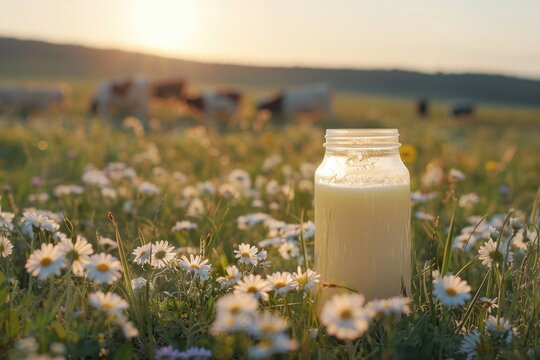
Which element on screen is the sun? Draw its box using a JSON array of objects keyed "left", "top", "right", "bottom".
[{"left": 131, "top": 0, "right": 197, "bottom": 55}]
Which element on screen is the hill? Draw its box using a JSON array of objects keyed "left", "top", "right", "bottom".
[{"left": 1, "top": 36, "right": 540, "bottom": 107}]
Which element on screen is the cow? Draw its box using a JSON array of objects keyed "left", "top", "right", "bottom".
[
  {"left": 185, "top": 89, "right": 242, "bottom": 120},
  {"left": 0, "top": 83, "right": 70, "bottom": 114},
  {"left": 152, "top": 80, "right": 186, "bottom": 101},
  {"left": 450, "top": 100, "right": 475, "bottom": 118},
  {"left": 256, "top": 83, "right": 332, "bottom": 121},
  {"left": 90, "top": 76, "right": 151, "bottom": 117},
  {"left": 416, "top": 97, "right": 429, "bottom": 118},
  {"left": 90, "top": 77, "right": 187, "bottom": 117}
]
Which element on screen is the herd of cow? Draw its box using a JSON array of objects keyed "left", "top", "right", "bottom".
[{"left": 0, "top": 77, "right": 334, "bottom": 121}]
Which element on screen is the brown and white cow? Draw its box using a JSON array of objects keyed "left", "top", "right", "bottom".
[
  {"left": 185, "top": 89, "right": 242, "bottom": 119},
  {"left": 256, "top": 83, "right": 332, "bottom": 120},
  {"left": 90, "top": 77, "right": 186, "bottom": 117}
]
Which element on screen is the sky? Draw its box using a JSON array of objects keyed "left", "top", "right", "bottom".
[{"left": 1, "top": 0, "right": 540, "bottom": 78}]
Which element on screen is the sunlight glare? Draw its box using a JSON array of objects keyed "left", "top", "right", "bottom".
[{"left": 131, "top": 0, "right": 197, "bottom": 55}]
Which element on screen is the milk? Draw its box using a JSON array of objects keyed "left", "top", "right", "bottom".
[{"left": 314, "top": 182, "right": 411, "bottom": 303}]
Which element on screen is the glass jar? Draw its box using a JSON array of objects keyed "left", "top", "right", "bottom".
[{"left": 314, "top": 129, "right": 411, "bottom": 303}]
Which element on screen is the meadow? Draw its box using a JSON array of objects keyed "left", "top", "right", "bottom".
[{"left": 0, "top": 88, "right": 539, "bottom": 359}]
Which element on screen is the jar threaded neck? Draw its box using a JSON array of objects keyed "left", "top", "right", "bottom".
[{"left": 324, "top": 129, "right": 400, "bottom": 150}]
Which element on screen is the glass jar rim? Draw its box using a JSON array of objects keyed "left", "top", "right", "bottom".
[
  {"left": 325, "top": 128, "right": 398, "bottom": 137},
  {"left": 324, "top": 128, "right": 400, "bottom": 149}
]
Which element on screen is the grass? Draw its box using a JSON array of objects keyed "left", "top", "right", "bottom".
[{"left": 0, "top": 88, "right": 539, "bottom": 359}]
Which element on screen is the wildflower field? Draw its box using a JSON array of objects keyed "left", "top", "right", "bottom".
[{"left": 0, "top": 91, "right": 539, "bottom": 359}]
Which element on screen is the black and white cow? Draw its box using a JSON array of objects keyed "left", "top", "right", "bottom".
[
  {"left": 185, "top": 89, "right": 242, "bottom": 119},
  {"left": 256, "top": 83, "right": 332, "bottom": 120}
]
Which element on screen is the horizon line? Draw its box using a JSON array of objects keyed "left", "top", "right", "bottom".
[{"left": 2, "top": 34, "right": 540, "bottom": 82}]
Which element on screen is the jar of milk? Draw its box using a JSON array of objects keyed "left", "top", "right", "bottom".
[{"left": 314, "top": 129, "right": 411, "bottom": 303}]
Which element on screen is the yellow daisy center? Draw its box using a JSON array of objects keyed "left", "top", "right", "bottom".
[
  {"left": 445, "top": 287, "right": 457, "bottom": 296},
  {"left": 229, "top": 305, "right": 241, "bottom": 315},
  {"left": 340, "top": 309, "right": 353, "bottom": 320},
  {"left": 241, "top": 251, "right": 250, "bottom": 258},
  {"left": 261, "top": 323, "right": 276, "bottom": 333},
  {"left": 40, "top": 257, "right": 53, "bottom": 266},
  {"left": 96, "top": 263, "right": 110, "bottom": 273},
  {"left": 247, "top": 286, "right": 259, "bottom": 293},
  {"left": 101, "top": 302, "right": 114, "bottom": 311}
]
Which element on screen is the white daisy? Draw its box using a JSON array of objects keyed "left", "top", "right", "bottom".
[
  {"left": 320, "top": 293, "right": 370, "bottom": 340},
  {"left": 82, "top": 168, "right": 110, "bottom": 187},
  {"left": 433, "top": 275, "right": 471, "bottom": 306},
  {"left": 211, "top": 293, "right": 259, "bottom": 334},
  {"left": 234, "top": 274, "right": 272, "bottom": 301},
  {"left": 414, "top": 211, "right": 435, "bottom": 221},
  {"left": 297, "top": 179, "right": 313, "bottom": 192},
  {"left": 150, "top": 240, "right": 176, "bottom": 268},
  {"left": 237, "top": 213, "right": 272, "bottom": 230},
  {"left": 234, "top": 243, "right": 259, "bottom": 266},
  {"left": 513, "top": 228, "right": 536, "bottom": 250},
  {"left": 228, "top": 169, "right": 251, "bottom": 191},
  {"left": 25, "top": 243, "right": 65, "bottom": 280},
  {"left": 118, "top": 316, "right": 139, "bottom": 339},
  {"left": 367, "top": 296, "right": 411, "bottom": 317},
  {"left": 0, "top": 211, "right": 15, "bottom": 231},
  {"left": 131, "top": 277, "right": 148, "bottom": 296},
  {"left": 138, "top": 181, "right": 161, "bottom": 195},
  {"left": 453, "top": 233, "right": 478, "bottom": 251},
  {"left": 278, "top": 241, "right": 300, "bottom": 260},
  {"left": 197, "top": 180, "right": 216, "bottom": 195},
  {"left": 486, "top": 315, "right": 514, "bottom": 343},
  {"left": 266, "top": 272, "right": 297, "bottom": 295},
  {"left": 182, "top": 186, "right": 199, "bottom": 199},
  {"left": 186, "top": 198, "right": 205, "bottom": 217},
  {"left": 265, "top": 180, "right": 281, "bottom": 196},
  {"left": 478, "top": 297, "right": 498, "bottom": 314},
  {"left": 58, "top": 235, "right": 94, "bottom": 276},
  {"left": 216, "top": 265, "right": 242, "bottom": 288},
  {"left": 410, "top": 191, "right": 438, "bottom": 204},
  {"left": 132, "top": 243, "right": 153, "bottom": 266},
  {"left": 89, "top": 291, "right": 129, "bottom": 314},
  {"left": 21, "top": 211, "right": 60, "bottom": 234},
  {"left": 262, "top": 154, "right": 282, "bottom": 172},
  {"left": 98, "top": 236, "right": 117, "bottom": 249},
  {"left": 292, "top": 266, "right": 320, "bottom": 292},
  {"left": 85, "top": 253, "right": 122, "bottom": 284},
  {"left": 249, "top": 311, "right": 290, "bottom": 337},
  {"left": 459, "top": 193, "right": 480, "bottom": 209},
  {"left": 458, "top": 330, "right": 481, "bottom": 360},
  {"left": 421, "top": 163, "right": 444, "bottom": 187},
  {"left": 179, "top": 254, "right": 212, "bottom": 279},
  {"left": 53, "top": 184, "right": 84, "bottom": 197},
  {"left": 478, "top": 239, "right": 513, "bottom": 268},
  {"left": 171, "top": 220, "right": 198, "bottom": 232},
  {"left": 218, "top": 183, "right": 238, "bottom": 199},
  {"left": 173, "top": 171, "right": 188, "bottom": 184},
  {"left": 0, "top": 235, "right": 13, "bottom": 258},
  {"left": 101, "top": 187, "right": 118, "bottom": 199},
  {"left": 248, "top": 334, "right": 297, "bottom": 359}
]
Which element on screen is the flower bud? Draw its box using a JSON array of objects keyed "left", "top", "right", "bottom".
[
  {"left": 509, "top": 217, "right": 523, "bottom": 231},
  {"left": 489, "top": 226, "right": 500, "bottom": 240}
]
